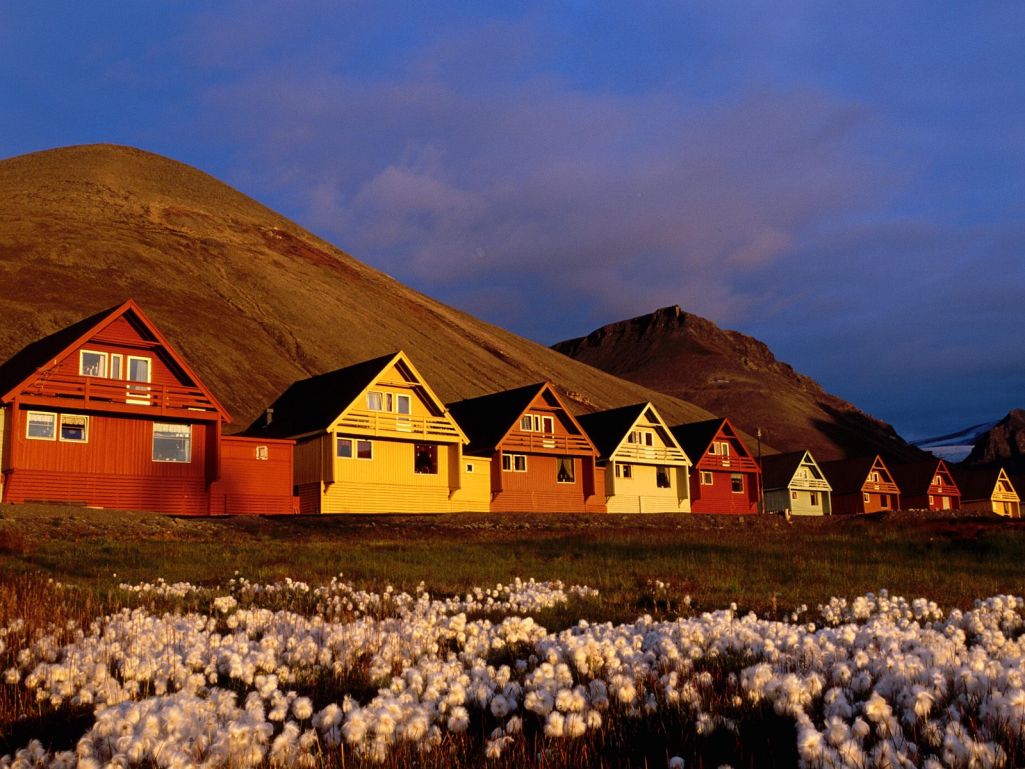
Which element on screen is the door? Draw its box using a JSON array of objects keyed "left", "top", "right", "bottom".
[{"left": 126, "top": 356, "right": 152, "bottom": 404}]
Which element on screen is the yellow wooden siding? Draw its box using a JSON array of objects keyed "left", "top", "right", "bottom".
[
  {"left": 605, "top": 463, "right": 691, "bottom": 513},
  {"left": 450, "top": 456, "right": 492, "bottom": 512}
]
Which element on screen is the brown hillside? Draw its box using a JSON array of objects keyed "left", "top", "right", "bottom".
[
  {"left": 0, "top": 144, "right": 724, "bottom": 434},
  {"left": 963, "top": 409, "right": 1025, "bottom": 473},
  {"left": 553, "top": 306, "right": 924, "bottom": 461}
]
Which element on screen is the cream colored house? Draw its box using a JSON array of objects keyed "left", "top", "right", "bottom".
[{"left": 761, "top": 450, "right": 832, "bottom": 516}]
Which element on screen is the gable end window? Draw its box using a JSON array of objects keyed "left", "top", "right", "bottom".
[
  {"left": 26, "top": 411, "right": 57, "bottom": 440},
  {"left": 79, "top": 350, "right": 107, "bottom": 378},
  {"left": 59, "top": 414, "right": 89, "bottom": 443},
  {"left": 153, "top": 423, "right": 191, "bottom": 463}
]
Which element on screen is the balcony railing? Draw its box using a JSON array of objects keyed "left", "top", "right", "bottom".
[
  {"left": 22, "top": 374, "right": 219, "bottom": 415},
  {"left": 701, "top": 453, "right": 759, "bottom": 471},
  {"left": 615, "top": 445, "right": 689, "bottom": 464},
  {"left": 501, "top": 431, "right": 595, "bottom": 455},
  {"left": 791, "top": 478, "right": 831, "bottom": 491},
  {"left": 337, "top": 410, "right": 463, "bottom": 440}
]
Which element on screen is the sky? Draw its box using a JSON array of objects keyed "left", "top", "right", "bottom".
[{"left": 1, "top": 2, "right": 1023, "bottom": 440}]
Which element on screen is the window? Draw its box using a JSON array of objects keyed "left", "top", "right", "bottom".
[
  {"left": 396, "top": 394, "right": 411, "bottom": 414},
  {"left": 708, "top": 443, "right": 716, "bottom": 455},
  {"left": 792, "top": 490, "right": 799, "bottom": 500},
  {"left": 616, "top": 463, "right": 632, "bottom": 479},
  {"left": 414, "top": 444, "right": 438, "bottom": 474},
  {"left": 934, "top": 475, "right": 943, "bottom": 487},
  {"left": 126, "top": 356, "right": 152, "bottom": 404},
  {"left": 520, "top": 415, "right": 533, "bottom": 431},
  {"left": 700, "top": 471, "right": 713, "bottom": 486},
  {"left": 153, "top": 423, "right": 191, "bottom": 463},
  {"left": 541, "top": 416, "right": 554, "bottom": 434},
  {"left": 26, "top": 411, "right": 56, "bottom": 440},
  {"left": 59, "top": 414, "right": 88, "bottom": 443},
  {"left": 337, "top": 438, "right": 353, "bottom": 458},
  {"left": 656, "top": 466, "right": 671, "bottom": 488},
  {"left": 720, "top": 442, "right": 730, "bottom": 457},
  {"left": 367, "top": 392, "right": 384, "bottom": 411},
  {"left": 870, "top": 472, "right": 880, "bottom": 483},
  {"left": 730, "top": 474, "right": 744, "bottom": 493},
  {"left": 255, "top": 445, "right": 269, "bottom": 461},
  {"left": 465, "top": 463, "right": 474, "bottom": 473},
  {"left": 502, "top": 454, "right": 527, "bottom": 472},
  {"left": 556, "top": 457, "right": 575, "bottom": 483},
  {"left": 810, "top": 493, "right": 818, "bottom": 506},
  {"left": 863, "top": 492, "right": 870, "bottom": 503},
  {"left": 110, "top": 354, "right": 123, "bottom": 380},
  {"left": 929, "top": 495, "right": 934, "bottom": 506},
  {"left": 79, "top": 350, "right": 107, "bottom": 378},
  {"left": 356, "top": 440, "right": 373, "bottom": 460}
]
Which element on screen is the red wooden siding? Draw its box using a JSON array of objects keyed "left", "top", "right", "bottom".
[
  {"left": 688, "top": 467, "right": 759, "bottom": 514},
  {"left": 491, "top": 454, "right": 604, "bottom": 512},
  {"left": 217, "top": 436, "right": 298, "bottom": 515}
]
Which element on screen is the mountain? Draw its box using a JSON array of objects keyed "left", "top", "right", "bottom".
[
  {"left": 962, "top": 410, "right": 1025, "bottom": 472},
  {"left": 553, "top": 306, "right": 924, "bottom": 461},
  {"left": 911, "top": 421, "right": 1000, "bottom": 464},
  {"left": 0, "top": 144, "right": 723, "bottom": 433}
]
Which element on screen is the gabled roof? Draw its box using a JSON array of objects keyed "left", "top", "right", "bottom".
[
  {"left": 818, "top": 455, "right": 895, "bottom": 495},
  {"left": 761, "top": 450, "right": 822, "bottom": 490},
  {"left": 891, "top": 459, "right": 957, "bottom": 497},
  {"left": 576, "top": 403, "right": 649, "bottom": 458},
  {"left": 447, "top": 383, "right": 549, "bottom": 455},
  {"left": 0, "top": 299, "right": 230, "bottom": 420},
  {"left": 953, "top": 466, "right": 1017, "bottom": 500},
  {"left": 245, "top": 351, "right": 456, "bottom": 440},
  {"left": 669, "top": 417, "right": 753, "bottom": 465}
]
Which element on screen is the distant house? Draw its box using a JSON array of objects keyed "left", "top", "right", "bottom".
[
  {"left": 0, "top": 299, "right": 296, "bottom": 515},
  {"left": 954, "top": 466, "right": 1020, "bottom": 517},
  {"left": 670, "top": 418, "right": 760, "bottom": 514},
  {"left": 891, "top": 459, "right": 961, "bottom": 511},
  {"left": 246, "top": 351, "right": 489, "bottom": 513},
  {"left": 761, "top": 450, "right": 832, "bottom": 516},
  {"left": 576, "top": 403, "right": 692, "bottom": 513},
  {"left": 818, "top": 455, "right": 900, "bottom": 514},
  {"left": 447, "top": 383, "right": 605, "bottom": 513}
]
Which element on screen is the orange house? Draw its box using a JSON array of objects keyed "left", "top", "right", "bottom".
[
  {"left": 447, "top": 383, "right": 605, "bottom": 513},
  {"left": 0, "top": 300, "right": 296, "bottom": 516},
  {"left": 818, "top": 455, "right": 901, "bottom": 514},
  {"left": 891, "top": 459, "right": 961, "bottom": 511}
]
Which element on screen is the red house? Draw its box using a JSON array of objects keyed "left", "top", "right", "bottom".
[
  {"left": 891, "top": 459, "right": 961, "bottom": 511},
  {"left": 670, "top": 418, "right": 760, "bottom": 514},
  {"left": 447, "top": 383, "right": 605, "bottom": 512},
  {"left": 0, "top": 300, "right": 296, "bottom": 516},
  {"left": 818, "top": 455, "right": 901, "bottom": 514}
]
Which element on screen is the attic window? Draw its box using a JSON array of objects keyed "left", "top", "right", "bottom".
[
  {"left": 629, "top": 430, "right": 654, "bottom": 446},
  {"left": 79, "top": 350, "right": 107, "bottom": 378}
]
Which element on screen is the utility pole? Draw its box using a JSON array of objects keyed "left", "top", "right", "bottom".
[{"left": 756, "top": 427, "right": 764, "bottom": 514}]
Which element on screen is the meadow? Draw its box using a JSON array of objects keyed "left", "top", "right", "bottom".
[{"left": 2, "top": 504, "right": 1025, "bottom": 768}]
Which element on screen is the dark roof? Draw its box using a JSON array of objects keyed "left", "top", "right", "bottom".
[
  {"left": 760, "top": 451, "right": 809, "bottom": 490},
  {"left": 952, "top": 466, "right": 1012, "bottom": 500},
  {"left": 244, "top": 353, "right": 397, "bottom": 439},
  {"left": 818, "top": 456, "right": 880, "bottom": 495},
  {"left": 670, "top": 418, "right": 726, "bottom": 463},
  {"left": 576, "top": 403, "right": 648, "bottom": 459},
  {"left": 890, "top": 460, "right": 949, "bottom": 496},
  {"left": 0, "top": 304, "right": 120, "bottom": 399},
  {"left": 447, "top": 383, "right": 546, "bottom": 455}
]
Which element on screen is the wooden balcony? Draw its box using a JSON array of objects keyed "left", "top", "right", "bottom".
[
  {"left": 791, "top": 478, "right": 831, "bottom": 491},
  {"left": 700, "top": 453, "right": 759, "bottom": 472},
  {"left": 501, "top": 431, "right": 595, "bottom": 455},
  {"left": 337, "top": 410, "right": 463, "bottom": 441},
  {"left": 21, "top": 374, "right": 220, "bottom": 418},
  {"left": 615, "top": 445, "right": 689, "bottom": 464}
]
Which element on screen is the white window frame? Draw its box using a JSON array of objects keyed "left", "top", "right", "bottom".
[
  {"left": 656, "top": 466, "right": 671, "bottom": 488},
  {"left": 109, "top": 353, "right": 124, "bottom": 380},
  {"left": 59, "top": 414, "right": 89, "bottom": 443},
  {"left": 152, "top": 423, "right": 192, "bottom": 463},
  {"left": 540, "top": 415, "right": 554, "bottom": 434},
  {"left": 720, "top": 441, "right": 731, "bottom": 457},
  {"left": 730, "top": 474, "right": 744, "bottom": 494},
  {"left": 502, "top": 453, "right": 527, "bottom": 472},
  {"left": 255, "top": 445, "right": 269, "bottom": 461},
  {"left": 26, "top": 411, "right": 57, "bottom": 441},
  {"left": 79, "top": 350, "right": 108, "bottom": 378},
  {"left": 556, "top": 456, "right": 575, "bottom": 484},
  {"left": 465, "top": 463, "right": 474, "bottom": 473},
  {"left": 367, "top": 392, "right": 384, "bottom": 411},
  {"left": 700, "top": 470, "right": 713, "bottom": 486},
  {"left": 126, "top": 355, "right": 153, "bottom": 404},
  {"left": 520, "top": 415, "right": 533, "bottom": 431}
]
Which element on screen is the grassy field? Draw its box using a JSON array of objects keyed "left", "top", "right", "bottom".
[{"left": 3, "top": 504, "right": 1025, "bottom": 767}]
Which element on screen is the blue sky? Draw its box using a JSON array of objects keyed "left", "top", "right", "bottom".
[{"left": 2, "top": 2, "right": 1023, "bottom": 439}]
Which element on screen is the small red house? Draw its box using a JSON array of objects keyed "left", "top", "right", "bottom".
[
  {"left": 670, "top": 418, "right": 760, "bottom": 514},
  {"left": 0, "top": 300, "right": 296, "bottom": 516},
  {"left": 891, "top": 459, "right": 961, "bottom": 511},
  {"left": 447, "top": 383, "right": 605, "bottom": 513},
  {"left": 818, "top": 455, "right": 901, "bottom": 514}
]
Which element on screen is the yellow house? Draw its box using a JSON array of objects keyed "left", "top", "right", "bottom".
[
  {"left": 576, "top": 403, "right": 692, "bottom": 513},
  {"left": 955, "top": 466, "right": 1021, "bottom": 518},
  {"left": 246, "top": 351, "right": 490, "bottom": 513}
]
